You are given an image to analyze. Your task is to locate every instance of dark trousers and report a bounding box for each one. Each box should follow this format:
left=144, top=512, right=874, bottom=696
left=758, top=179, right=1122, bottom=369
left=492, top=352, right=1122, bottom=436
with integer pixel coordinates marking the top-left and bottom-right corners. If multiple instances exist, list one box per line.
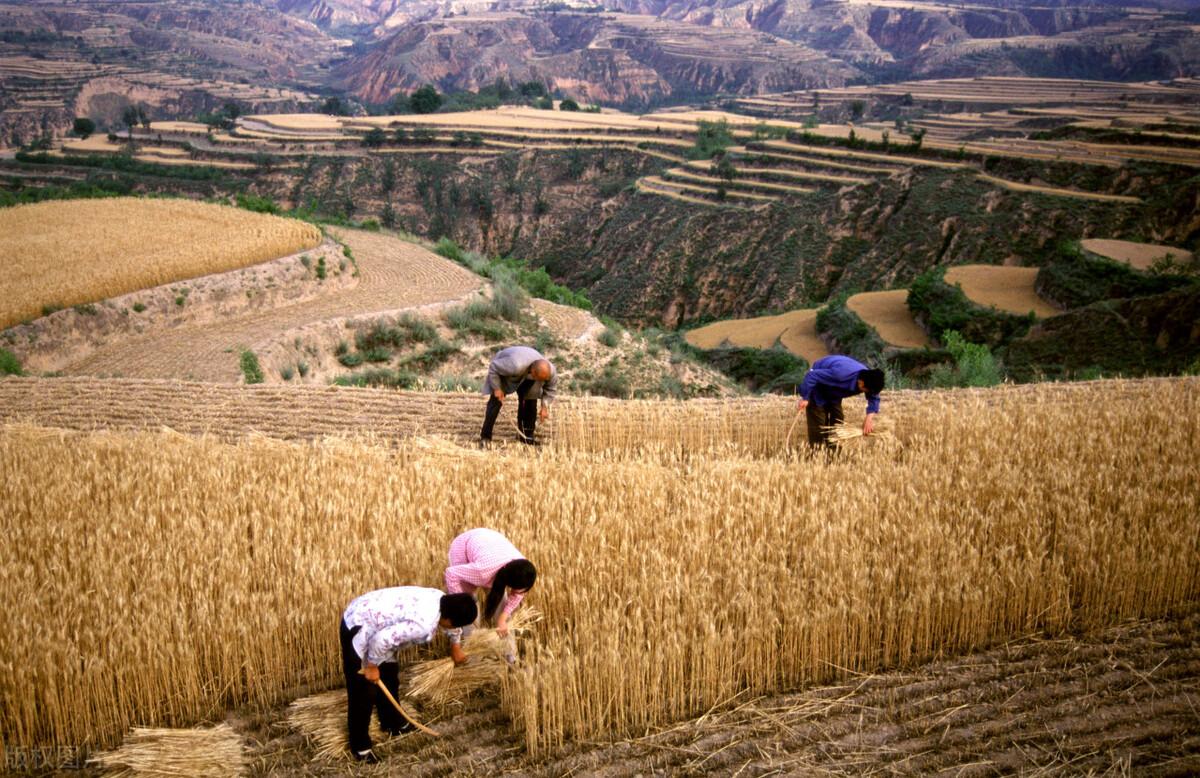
left=480, top=378, right=539, bottom=443
left=806, top=401, right=844, bottom=448
left=340, top=620, right=408, bottom=754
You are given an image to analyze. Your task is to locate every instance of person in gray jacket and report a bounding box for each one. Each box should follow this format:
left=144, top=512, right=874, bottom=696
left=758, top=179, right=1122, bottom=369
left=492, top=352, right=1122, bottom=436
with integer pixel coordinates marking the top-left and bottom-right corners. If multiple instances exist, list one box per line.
left=480, top=346, right=557, bottom=445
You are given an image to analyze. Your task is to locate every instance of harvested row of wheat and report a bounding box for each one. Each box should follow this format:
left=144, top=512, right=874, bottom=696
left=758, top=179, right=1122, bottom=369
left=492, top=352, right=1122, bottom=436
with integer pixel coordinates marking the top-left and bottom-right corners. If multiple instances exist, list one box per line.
left=88, top=724, right=247, bottom=776
left=0, top=197, right=322, bottom=329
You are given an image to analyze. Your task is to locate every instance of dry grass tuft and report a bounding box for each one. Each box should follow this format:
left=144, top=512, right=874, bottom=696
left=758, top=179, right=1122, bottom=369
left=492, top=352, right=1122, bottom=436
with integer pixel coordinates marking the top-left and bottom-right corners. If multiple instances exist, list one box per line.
left=407, top=609, right=542, bottom=707
left=88, top=724, right=247, bottom=776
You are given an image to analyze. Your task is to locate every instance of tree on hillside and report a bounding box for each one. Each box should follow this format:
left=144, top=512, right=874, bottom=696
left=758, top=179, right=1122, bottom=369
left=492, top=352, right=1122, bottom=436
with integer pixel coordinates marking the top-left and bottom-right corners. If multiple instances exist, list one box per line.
left=121, top=104, right=147, bottom=136
left=362, top=128, right=387, bottom=147
left=712, top=153, right=737, bottom=184
left=849, top=100, right=866, bottom=120
left=410, top=85, right=443, bottom=114
left=72, top=117, right=95, bottom=138
left=559, top=98, right=580, bottom=111
left=322, top=96, right=349, bottom=116
left=519, top=81, right=546, bottom=98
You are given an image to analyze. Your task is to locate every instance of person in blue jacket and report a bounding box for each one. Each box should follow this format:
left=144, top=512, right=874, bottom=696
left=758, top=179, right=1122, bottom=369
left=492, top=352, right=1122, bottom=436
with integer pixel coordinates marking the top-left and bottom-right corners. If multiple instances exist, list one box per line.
left=796, top=355, right=885, bottom=447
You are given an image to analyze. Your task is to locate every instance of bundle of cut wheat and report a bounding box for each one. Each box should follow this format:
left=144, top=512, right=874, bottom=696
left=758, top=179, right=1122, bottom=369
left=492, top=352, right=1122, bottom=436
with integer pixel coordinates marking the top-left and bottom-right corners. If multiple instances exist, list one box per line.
left=88, top=724, right=247, bottom=777
left=287, top=689, right=385, bottom=761
left=820, top=422, right=894, bottom=445
left=407, top=608, right=542, bottom=707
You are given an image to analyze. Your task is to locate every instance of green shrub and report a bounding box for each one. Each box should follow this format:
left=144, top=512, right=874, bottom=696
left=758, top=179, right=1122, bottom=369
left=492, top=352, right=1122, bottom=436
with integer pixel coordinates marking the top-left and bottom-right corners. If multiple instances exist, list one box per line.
left=928, top=331, right=1002, bottom=387
left=297, top=361, right=310, bottom=378
left=695, top=346, right=809, bottom=394
left=0, top=348, right=23, bottom=376
left=362, top=346, right=392, bottom=363
left=316, top=257, right=327, bottom=280
left=240, top=350, right=264, bottom=384
left=433, top=374, right=477, bottom=391
left=73, top=303, right=98, bottom=316
left=400, top=340, right=460, bottom=371
left=577, top=370, right=631, bottom=398
left=132, top=302, right=146, bottom=313
left=598, top=327, right=620, bottom=348
left=41, top=304, right=62, bottom=317
left=1037, top=242, right=1194, bottom=308
left=815, top=296, right=887, bottom=366
left=444, top=301, right=510, bottom=341
left=333, top=368, right=418, bottom=388
left=907, top=266, right=1035, bottom=348
left=356, top=314, right=439, bottom=351
left=280, top=366, right=295, bottom=381
left=338, top=351, right=365, bottom=367
left=687, top=120, right=734, bottom=160
left=235, top=193, right=279, bottom=214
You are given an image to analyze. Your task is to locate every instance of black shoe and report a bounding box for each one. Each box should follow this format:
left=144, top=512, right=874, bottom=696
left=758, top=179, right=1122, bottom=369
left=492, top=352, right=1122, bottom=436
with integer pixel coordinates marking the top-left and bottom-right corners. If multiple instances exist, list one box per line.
left=352, top=748, right=379, bottom=764
left=386, top=721, right=415, bottom=737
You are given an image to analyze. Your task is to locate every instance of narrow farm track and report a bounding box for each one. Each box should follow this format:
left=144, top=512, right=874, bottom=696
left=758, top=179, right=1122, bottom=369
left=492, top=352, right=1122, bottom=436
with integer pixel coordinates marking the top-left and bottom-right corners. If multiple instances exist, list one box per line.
left=64, top=230, right=483, bottom=381
left=252, top=609, right=1200, bottom=776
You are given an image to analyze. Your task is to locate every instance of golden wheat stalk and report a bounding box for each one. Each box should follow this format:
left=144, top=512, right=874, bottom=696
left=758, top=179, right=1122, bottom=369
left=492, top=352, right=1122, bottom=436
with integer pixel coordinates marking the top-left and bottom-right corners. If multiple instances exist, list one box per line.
left=407, top=608, right=542, bottom=706
left=88, top=724, right=247, bottom=777
left=819, top=422, right=893, bottom=445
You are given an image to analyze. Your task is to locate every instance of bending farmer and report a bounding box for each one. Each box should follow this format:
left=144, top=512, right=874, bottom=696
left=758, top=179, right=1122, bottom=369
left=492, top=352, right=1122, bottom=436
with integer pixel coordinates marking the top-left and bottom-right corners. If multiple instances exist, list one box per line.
left=480, top=346, right=557, bottom=445
left=444, top=527, right=537, bottom=664
left=796, top=355, right=885, bottom=447
left=340, top=586, right=477, bottom=762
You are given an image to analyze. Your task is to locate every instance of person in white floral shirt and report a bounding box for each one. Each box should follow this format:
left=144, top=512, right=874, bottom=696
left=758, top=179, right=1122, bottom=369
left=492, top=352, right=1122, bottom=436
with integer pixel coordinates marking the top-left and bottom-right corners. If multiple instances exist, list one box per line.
left=340, top=586, right=476, bottom=762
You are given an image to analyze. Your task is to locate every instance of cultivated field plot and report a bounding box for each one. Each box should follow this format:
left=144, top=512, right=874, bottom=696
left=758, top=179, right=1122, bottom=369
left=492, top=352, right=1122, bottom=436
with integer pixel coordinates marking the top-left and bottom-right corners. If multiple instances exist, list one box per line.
left=686, top=308, right=828, bottom=362
left=0, top=376, right=1196, bottom=773
left=1080, top=238, right=1195, bottom=270
left=59, top=228, right=483, bottom=382
left=0, top=198, right=321, bottom=329
left=944, top=265, right=1060, bottom=318
left=846, top=289, right=930, bottom=348
left=738, top=76, right=1200, bottom=169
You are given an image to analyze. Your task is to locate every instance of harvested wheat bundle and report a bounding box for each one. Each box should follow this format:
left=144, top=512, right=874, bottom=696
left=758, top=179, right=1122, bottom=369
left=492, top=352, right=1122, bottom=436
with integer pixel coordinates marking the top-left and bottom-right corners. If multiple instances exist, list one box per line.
left=286, top=689, right=389, bottom=761
left=89, top=724, right=247, bottom=777
left=820, top=422, right=894, bottom=446
left=407, top=608, right=542, bottom=707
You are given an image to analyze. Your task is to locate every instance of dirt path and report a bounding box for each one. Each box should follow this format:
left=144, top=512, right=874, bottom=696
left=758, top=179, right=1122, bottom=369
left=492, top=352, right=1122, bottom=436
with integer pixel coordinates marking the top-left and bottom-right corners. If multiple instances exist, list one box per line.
left=232, top=608, right=1200, bottom=776
left=64, top=229, right=483, bottom=381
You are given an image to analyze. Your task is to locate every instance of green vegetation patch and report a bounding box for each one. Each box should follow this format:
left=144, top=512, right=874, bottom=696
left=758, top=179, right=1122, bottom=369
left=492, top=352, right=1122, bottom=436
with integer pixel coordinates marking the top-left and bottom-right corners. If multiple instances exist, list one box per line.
left=907, top=266, right=1035, bottom=348
left=1037, top=242, right=1195, bottom=309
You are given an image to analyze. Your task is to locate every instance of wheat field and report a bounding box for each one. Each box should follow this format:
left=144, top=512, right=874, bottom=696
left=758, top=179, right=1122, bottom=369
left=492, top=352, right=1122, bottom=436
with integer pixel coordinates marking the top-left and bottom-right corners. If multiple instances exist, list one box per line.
left=944, top=265, right=1060, bottom=318
left=0, top=198, right=322, bottom=329
left=0, top=377, right=1196, bottom=765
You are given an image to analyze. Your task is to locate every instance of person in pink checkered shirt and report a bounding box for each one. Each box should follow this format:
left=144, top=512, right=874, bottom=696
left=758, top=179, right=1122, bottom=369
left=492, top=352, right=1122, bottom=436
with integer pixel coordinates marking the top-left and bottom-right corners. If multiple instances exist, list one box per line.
left=444, top=527, right=537, bottom=664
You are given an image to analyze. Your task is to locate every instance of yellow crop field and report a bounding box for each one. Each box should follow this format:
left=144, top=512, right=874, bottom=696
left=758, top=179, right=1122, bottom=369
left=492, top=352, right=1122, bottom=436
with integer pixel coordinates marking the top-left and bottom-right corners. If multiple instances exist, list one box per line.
left=846, top=290, right=930, bottom=348
left=0, top=377, right=1196, bottom=764
left=61, top=136, right=123, bottom=153
left=686, top=308, right=823, bottom=356
left=944, top=265, right=1060, bottom=318
left=977, top=174, right=1141, bottom=203
left=0, top=198, right=322, bottom=329
left=1080, top=238, right=1194, bottom=270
